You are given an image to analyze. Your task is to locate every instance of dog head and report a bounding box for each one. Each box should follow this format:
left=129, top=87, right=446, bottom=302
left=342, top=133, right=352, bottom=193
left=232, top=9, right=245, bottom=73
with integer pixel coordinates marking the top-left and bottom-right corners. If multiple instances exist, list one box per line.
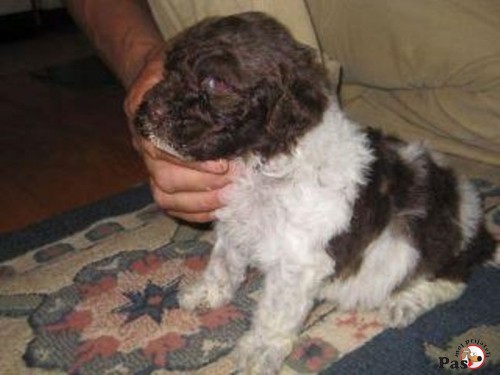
left=134, top=12, right=330, bottom=161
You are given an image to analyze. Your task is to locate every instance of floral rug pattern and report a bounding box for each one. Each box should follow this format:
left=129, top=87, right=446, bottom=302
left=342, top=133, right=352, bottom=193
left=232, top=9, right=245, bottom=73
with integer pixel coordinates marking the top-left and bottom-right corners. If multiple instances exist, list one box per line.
left=24, top=241, right=257, bottom=373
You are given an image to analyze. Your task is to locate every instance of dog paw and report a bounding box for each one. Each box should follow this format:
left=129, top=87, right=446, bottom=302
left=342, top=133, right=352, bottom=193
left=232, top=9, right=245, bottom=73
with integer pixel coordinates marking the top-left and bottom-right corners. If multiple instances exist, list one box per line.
left=236, top=331, right=293, bottom=375
left=379, top=297, right=422, bottom=328
left=178, top=280, right=231, bottom=311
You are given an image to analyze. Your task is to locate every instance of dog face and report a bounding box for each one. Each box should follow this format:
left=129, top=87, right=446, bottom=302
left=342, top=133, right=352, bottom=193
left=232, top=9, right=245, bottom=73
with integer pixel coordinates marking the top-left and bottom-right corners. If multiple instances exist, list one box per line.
left=134, top=12, right=329, bottom=161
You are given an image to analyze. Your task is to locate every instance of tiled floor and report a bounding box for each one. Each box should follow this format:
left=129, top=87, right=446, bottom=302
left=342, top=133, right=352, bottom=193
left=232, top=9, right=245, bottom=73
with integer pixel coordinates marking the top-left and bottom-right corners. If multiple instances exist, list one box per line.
left=0, top=20, right=147, bottom=233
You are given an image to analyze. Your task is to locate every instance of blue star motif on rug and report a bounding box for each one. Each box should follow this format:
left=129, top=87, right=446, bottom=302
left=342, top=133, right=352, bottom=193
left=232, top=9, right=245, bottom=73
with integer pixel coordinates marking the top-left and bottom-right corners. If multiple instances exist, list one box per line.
left=113, top=277, right=181, bottom=325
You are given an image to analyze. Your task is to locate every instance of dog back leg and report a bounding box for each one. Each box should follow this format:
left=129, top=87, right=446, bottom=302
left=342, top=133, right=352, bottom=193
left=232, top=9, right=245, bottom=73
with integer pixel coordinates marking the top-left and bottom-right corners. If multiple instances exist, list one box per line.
left=379, top=278, right=465, bottom=328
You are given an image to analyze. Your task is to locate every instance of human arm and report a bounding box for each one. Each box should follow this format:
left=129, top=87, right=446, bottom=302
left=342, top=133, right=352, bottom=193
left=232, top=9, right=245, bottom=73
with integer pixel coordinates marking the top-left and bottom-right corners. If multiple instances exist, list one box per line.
left=66, top=0, right=232, bottom=222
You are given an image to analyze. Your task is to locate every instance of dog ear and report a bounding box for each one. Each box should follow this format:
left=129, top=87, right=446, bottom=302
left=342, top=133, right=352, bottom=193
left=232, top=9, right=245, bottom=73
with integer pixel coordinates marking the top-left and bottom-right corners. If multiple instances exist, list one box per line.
left=265, top=61, right=329, bottom=156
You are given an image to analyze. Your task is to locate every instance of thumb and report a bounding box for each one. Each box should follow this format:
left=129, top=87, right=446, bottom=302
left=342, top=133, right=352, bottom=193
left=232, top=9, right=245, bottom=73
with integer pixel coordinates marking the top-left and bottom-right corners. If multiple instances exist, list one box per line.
left=124, top=45, right=166, bottom=119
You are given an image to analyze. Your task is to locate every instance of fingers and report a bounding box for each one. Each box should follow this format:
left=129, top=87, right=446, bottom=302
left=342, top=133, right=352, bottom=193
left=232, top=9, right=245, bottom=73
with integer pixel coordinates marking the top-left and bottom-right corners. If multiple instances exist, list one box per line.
left=123, top=71, right=161, bottom=118
left=150, top=178, right=221, bottom=223
left=150, top=178, right=224, bottom=212
left=167, top=211, right=215, bottom=223
left=144, top=151, right=237, bottom=223
left=123, top=45, right=166, bottom=118
left=130, top=123, right=233, bottom=224
left=144, top=157, right=231, bottom=194
left=139, top=138, right=229, bottom=175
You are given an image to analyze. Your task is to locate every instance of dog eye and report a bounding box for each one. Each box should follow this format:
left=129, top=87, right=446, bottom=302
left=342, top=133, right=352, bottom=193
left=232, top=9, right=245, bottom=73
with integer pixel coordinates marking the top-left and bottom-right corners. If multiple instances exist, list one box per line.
left=202, top=77, right=231, bottom=94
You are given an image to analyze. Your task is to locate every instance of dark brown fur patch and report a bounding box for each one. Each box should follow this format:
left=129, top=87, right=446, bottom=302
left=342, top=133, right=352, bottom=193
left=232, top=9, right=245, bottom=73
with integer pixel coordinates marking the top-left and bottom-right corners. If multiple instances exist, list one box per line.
left=327, top=129, right=495, bottom=283
left=134, top=12, right=329, bottom=161
left=326, top=129, right=413, bottom=279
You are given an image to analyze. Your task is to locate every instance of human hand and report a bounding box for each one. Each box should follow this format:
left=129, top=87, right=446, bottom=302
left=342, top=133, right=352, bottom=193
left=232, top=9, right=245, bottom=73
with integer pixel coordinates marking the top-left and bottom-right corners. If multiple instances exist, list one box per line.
left=124, top=45, right=234, bottom=223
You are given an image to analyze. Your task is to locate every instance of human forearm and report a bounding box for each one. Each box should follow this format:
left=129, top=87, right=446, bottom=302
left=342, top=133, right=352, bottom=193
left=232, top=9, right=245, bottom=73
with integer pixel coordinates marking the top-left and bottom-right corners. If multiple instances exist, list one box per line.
left=66, top=0, right=164, bottom=88
left=67, top=0, right=230, bottom=223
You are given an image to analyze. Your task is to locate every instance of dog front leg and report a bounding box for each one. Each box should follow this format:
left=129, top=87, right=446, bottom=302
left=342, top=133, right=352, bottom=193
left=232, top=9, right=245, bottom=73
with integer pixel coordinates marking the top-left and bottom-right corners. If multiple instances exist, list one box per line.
left=237, top=264, right=326, bottom=375
left=179, top=238, right=248, bottom=311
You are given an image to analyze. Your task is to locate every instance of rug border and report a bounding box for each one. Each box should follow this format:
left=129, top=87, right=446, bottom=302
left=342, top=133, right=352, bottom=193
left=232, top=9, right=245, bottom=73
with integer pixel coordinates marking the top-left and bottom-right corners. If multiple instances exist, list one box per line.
left=0, top=184, right=153, bottom=262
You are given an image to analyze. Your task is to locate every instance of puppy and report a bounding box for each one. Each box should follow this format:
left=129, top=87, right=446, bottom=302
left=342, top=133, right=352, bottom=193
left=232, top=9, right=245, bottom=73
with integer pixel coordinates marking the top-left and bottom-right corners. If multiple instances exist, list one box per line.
left=134, top=12, right=495, bottom=374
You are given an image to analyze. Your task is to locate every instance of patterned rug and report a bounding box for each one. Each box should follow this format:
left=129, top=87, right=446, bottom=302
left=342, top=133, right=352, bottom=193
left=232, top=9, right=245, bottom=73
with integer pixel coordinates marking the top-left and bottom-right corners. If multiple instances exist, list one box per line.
left=0, top=181, right=499, bottom=374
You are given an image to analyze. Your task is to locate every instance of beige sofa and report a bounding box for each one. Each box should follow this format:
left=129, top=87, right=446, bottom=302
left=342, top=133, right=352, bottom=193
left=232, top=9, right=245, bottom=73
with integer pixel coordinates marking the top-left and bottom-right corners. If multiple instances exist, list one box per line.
left=149, top=0, right=500, bottom=183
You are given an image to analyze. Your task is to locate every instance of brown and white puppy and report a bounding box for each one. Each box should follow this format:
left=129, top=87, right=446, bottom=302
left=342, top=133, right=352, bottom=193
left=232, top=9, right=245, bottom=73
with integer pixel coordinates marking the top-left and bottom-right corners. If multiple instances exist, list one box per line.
left=135, top=12, right=495, bottom=374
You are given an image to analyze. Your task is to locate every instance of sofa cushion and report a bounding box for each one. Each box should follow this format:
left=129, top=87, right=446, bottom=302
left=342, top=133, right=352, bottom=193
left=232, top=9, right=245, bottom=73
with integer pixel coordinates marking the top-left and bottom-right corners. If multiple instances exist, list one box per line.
left=307, top=0, right=500, bottom=90
left=307, top=0, right=500, bottom=179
